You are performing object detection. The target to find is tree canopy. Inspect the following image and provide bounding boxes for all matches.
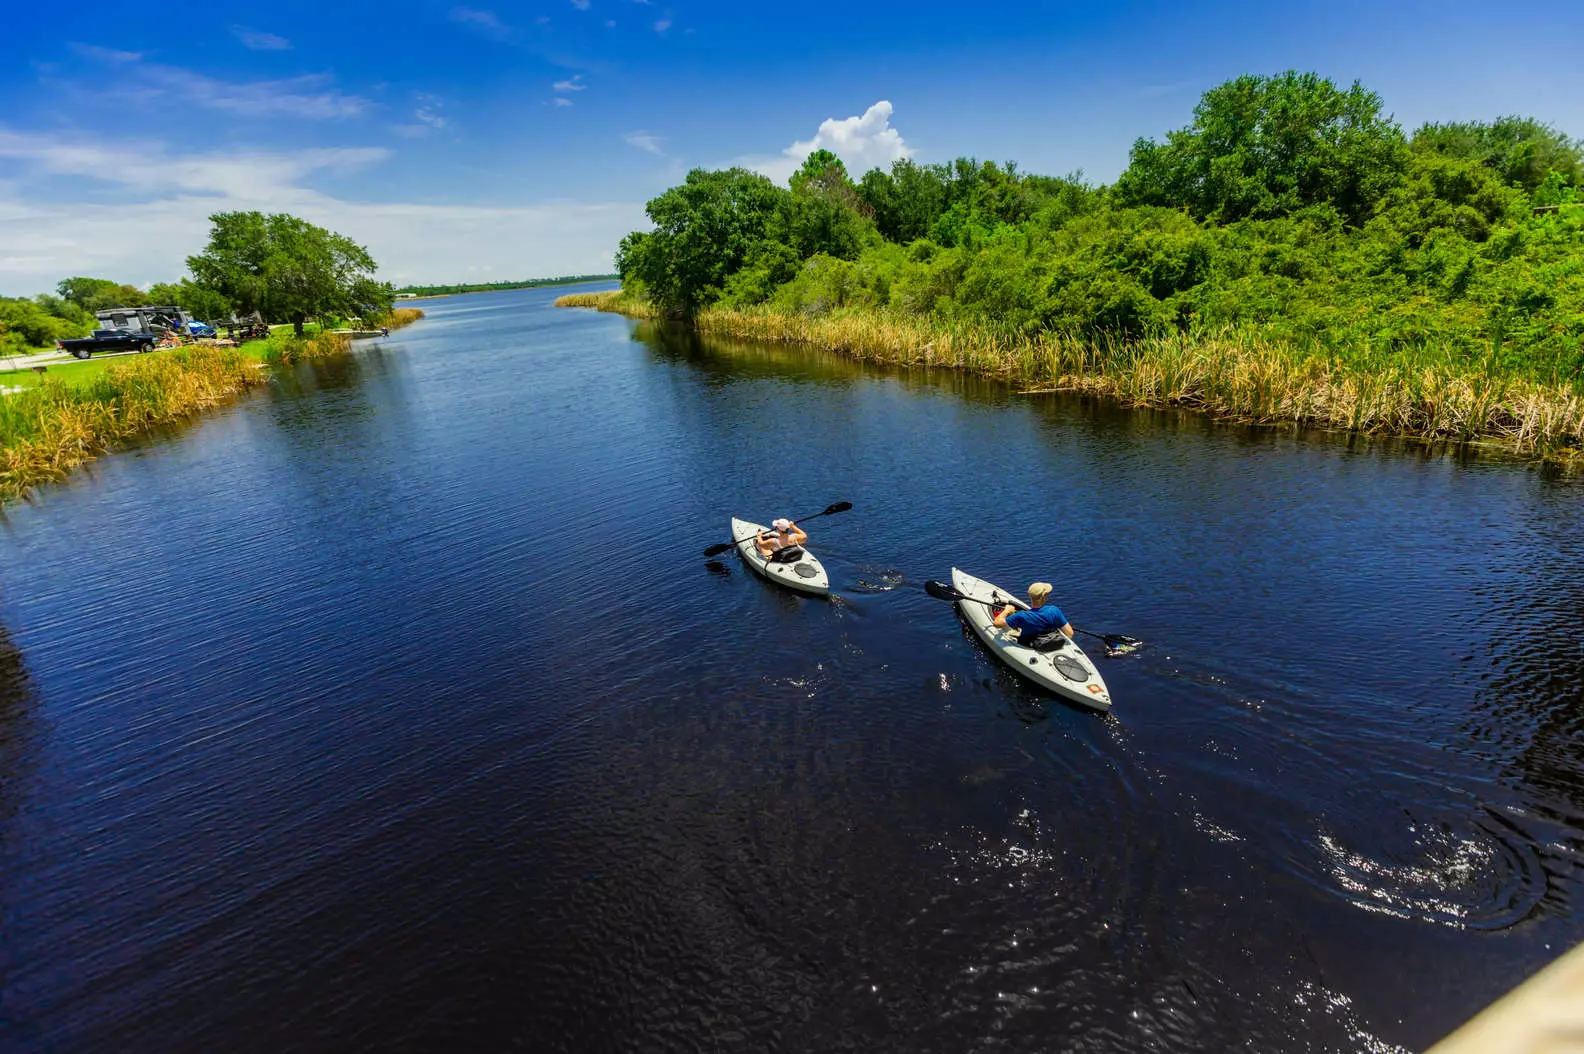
[609,72,1584,384]
[187,212,391,335]
[1114,71,1408,226]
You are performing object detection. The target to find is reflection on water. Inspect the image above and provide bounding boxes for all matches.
[0,287,1579,1053]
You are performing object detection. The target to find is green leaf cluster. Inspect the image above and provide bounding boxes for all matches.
[615,71,1584,389]
[188,212,392,335]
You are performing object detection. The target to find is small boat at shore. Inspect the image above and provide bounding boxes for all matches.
[950,567,1112,711]
[732,517,830,595]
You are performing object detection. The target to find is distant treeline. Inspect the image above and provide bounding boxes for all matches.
[614,72,1584,388]
[397,275,618,296]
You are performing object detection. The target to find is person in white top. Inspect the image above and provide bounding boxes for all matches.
[755,517,808,560]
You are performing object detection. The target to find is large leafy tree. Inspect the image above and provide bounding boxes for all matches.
[1411,116,1583,192]
[147,279,235,323]
[616,168,787,317]
[187,211,391,335]
[1115,71,1409,226]
[56,277,150,313]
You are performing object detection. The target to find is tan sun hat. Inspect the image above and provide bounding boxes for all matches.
[1028,582,1053,603]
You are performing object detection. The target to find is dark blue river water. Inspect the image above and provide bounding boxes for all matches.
[1,285,1581,1052]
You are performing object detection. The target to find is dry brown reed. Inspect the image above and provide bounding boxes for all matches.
[558,292,1584,460]
[0,346,271,501]
[264,331,354,367]
[385,307,425,329]
[1,330,370,502]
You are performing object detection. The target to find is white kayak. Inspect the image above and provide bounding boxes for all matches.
[732,518,831,596]
[950,567,1112,712]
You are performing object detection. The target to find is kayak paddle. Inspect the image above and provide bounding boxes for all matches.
[702,501,852,558]
[922,579,1142,651]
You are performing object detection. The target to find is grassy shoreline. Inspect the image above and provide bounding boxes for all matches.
[0,308,424,503]
[555,290,1584,461]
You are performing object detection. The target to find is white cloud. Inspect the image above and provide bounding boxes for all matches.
[59,48,369,119]
[604,18,616,26]
[553,97,574,108]
[743,100,912,184]
[67,44,142,63]
[0,132,643,293]
[570,0,590,8]
[449,7,511,41]
[137,67,369,119]
[394,95,448,137]
[624,132,664,156]
[231,26,292,51]
[653,18,671,32]
[553,76,586,93]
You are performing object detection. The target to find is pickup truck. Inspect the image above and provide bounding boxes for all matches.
[57,329,162,359]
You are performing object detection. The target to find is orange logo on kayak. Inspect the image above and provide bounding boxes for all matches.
[1087,684,1105,694]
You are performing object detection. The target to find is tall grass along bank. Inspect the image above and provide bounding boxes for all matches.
[0,330,366,502]
[559,291,1584,460]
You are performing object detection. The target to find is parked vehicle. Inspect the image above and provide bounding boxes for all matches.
[187,320,217,337]
[56,305,190,359]
[57,330,160,359]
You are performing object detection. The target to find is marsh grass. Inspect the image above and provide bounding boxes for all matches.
[558,291,1584,460]
[262,331,354,367]
[0,346,269,500]
[383,307,425,329]
[0,329,372,501]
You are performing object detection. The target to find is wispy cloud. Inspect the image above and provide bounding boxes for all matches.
[0,130,643,293]
[449,7,511,41]
[553,97,574,108]
[624,132,664,156]
[553,75,586,93]
[142,68,369,119]
[652,18,671,32]
[231,26,292,51]
[58,47,369,119]
[741,100,913,184]
[570,0,590,8]
[394,94,448,137]
[67,43,141,63]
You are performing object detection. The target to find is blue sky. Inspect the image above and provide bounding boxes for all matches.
[1,0,1580,294]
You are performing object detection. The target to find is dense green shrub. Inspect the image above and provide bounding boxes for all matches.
[615,71,1584,388]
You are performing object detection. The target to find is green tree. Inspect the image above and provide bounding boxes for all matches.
[1115,71,1409,226]
[56,277,151,313]
[186,212,388,336]
[1411,116,1583,192]
[616,168,788,317]
[147,279,235,322]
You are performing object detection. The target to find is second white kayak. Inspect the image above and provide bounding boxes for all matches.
[732,517,831,595]
[950,567,1112,711]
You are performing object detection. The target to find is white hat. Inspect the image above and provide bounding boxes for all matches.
[772,518,793,531]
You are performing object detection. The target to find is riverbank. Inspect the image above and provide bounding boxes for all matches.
[556,291,1584,461]
[397,276,617,299]
[0,309,423,502]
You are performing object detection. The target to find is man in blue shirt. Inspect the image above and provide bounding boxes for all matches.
[991,582,1072,643]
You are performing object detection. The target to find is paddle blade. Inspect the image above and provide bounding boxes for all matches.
[820,501,853,516]
[923,580,965,602]
[702,541,738,558]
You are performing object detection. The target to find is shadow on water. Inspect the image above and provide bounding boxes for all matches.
[0,619,39,837]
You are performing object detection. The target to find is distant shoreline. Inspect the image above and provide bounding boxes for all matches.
[398,276,618,300]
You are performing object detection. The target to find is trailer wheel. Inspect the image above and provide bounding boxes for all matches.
[73,349,90,360]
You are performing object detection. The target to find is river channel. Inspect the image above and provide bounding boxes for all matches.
[1,285,1581,1052]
